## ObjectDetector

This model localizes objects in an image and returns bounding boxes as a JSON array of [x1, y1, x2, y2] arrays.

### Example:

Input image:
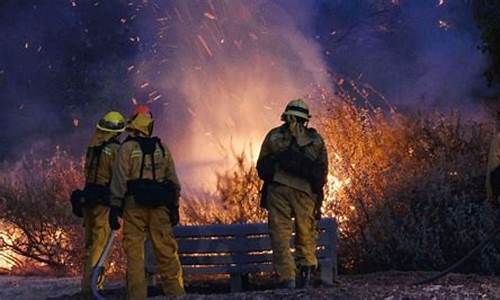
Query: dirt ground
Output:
[[1, 271, 500, 299]]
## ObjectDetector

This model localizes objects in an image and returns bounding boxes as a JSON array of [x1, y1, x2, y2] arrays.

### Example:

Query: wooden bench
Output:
[[145, 218, 337, 292]]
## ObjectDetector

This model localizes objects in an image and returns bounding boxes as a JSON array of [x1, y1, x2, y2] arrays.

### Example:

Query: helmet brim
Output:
[[96, 124, 125, 133], [282, 110, 311, 120]]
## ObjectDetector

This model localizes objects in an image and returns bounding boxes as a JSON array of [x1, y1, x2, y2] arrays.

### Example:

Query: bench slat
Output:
[[173, 219, 335, 238], [181, 258, 333, 275], [179, 247, 332, 265], [177, 234, 332, 253]]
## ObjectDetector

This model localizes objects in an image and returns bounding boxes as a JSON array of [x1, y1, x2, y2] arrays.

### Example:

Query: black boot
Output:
[[296, 266, 313, 289], [277, 279, 296, 289]]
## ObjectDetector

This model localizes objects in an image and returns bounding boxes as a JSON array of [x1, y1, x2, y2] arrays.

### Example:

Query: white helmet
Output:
[[281, 98, 311, 121]]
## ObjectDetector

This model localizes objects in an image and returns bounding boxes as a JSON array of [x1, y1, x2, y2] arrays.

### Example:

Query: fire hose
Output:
[[413, 226, 500, 285], [91, 230, 117, 300]]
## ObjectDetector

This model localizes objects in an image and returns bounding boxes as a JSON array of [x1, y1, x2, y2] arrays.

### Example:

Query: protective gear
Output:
[[108, 206, 122, 230], [277, 279, 296, 289], [257, 123, 328, 203], [487, 131, 500, 202], [110, 123, 184, 299], [281, 99, 311, 121], [124, 136, 179, 209], [84, 132, 121, 188], [257, 114, 328, 284], [267, 183, 318, 283], [81, 204, 111, 295], [297, 266, 313, 288], [80, 130, 121, 294], [132, 104, 152, 117], [70, 189, 85, 217], [122, 202, 184, 299], [96, 111, 126, 133], [127, 113, 154, 137]]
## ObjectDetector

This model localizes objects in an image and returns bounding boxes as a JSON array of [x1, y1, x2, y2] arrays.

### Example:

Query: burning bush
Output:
[[0, 148, 127, 277], [183, 89, 500, 275], [0, 148, 84, 275], [181, 153, 266, 225], [315, 92, 500, 274]]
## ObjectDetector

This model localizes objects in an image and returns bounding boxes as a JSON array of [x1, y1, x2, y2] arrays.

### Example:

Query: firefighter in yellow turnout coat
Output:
[[257, 99, 328, 289], [109, 113, 184, 299], [80, 111, 125, 295]]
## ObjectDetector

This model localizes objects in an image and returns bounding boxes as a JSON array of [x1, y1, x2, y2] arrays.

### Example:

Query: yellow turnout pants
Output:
[[81, 204, 110, 294], [123, 201, 184, 300], [267, 183, 318, 281]]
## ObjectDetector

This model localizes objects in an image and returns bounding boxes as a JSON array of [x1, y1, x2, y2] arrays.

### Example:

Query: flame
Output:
[[136, 1, 330, 190], [0, 223, 23, 270]]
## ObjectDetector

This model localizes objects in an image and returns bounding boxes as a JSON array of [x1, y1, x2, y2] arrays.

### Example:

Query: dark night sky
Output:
[[0, 0, 496, 161]]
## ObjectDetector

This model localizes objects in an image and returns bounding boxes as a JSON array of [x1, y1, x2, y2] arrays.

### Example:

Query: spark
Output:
[[197, 35, 213, 57], [127, 65, 135, 72], [187, 107, 197, 117], [131, 97, 138, 105], [73, 118, 80, 127], [140, 82, 149, 88], [438, 20, 451, 30], [204, 12, 217, 20], [438, 0, 445, 6]]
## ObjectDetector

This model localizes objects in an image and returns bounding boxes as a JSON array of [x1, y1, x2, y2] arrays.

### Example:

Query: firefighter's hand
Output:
[[170, 207, 180, 227], [109, 206, 123, 230]]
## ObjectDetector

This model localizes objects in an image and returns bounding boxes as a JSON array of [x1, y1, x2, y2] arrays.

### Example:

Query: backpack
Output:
[[124, 136, 178, 208], [70, 139, 119, 217]]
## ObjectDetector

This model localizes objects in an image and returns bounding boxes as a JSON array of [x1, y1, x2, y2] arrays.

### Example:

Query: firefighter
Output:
[[257, 99, 328, 289], [487, 111, 500, 204], [109, 111, 184, 299], [79, 111, 125, 296]]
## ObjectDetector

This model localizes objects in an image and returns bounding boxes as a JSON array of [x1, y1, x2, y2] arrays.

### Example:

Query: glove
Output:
[[108, 206, 122, 230], [314, 189, 324, 220], [256, 155, 276, 182], [170, 206, 180, 227]]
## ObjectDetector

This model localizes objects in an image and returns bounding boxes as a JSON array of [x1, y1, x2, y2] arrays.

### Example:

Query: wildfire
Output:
[[0, 223, 24, 271]]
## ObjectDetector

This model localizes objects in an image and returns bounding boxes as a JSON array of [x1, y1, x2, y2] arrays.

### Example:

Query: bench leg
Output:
[[320, 261, 333, 285], [230, 274, 243, 292]]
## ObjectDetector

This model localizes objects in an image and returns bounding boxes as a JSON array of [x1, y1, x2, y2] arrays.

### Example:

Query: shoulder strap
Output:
[[126, 136, 164, 180], [88, 139, 117, 183]]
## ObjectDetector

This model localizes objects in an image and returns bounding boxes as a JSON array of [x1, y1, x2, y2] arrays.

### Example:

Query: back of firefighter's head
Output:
[[127, 111, 154, 137], [131, 104, 153, 118], [281, 98, 311, 125], [96, 111, 126, 136]]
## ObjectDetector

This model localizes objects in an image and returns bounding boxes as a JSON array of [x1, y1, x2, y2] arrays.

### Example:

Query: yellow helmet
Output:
[[127, 113, 154, 136], [96, 111, 126, 133], [282, 98, 311, 121]]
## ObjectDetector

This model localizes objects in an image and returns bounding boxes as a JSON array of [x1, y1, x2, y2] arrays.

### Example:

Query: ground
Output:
[[0, 271, 499, 299]]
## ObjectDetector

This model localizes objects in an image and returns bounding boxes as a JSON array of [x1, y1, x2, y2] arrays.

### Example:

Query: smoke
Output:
[[316, 0, 496, 113], [131, 1, 330, 188], [0, 0, 497, 187]]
